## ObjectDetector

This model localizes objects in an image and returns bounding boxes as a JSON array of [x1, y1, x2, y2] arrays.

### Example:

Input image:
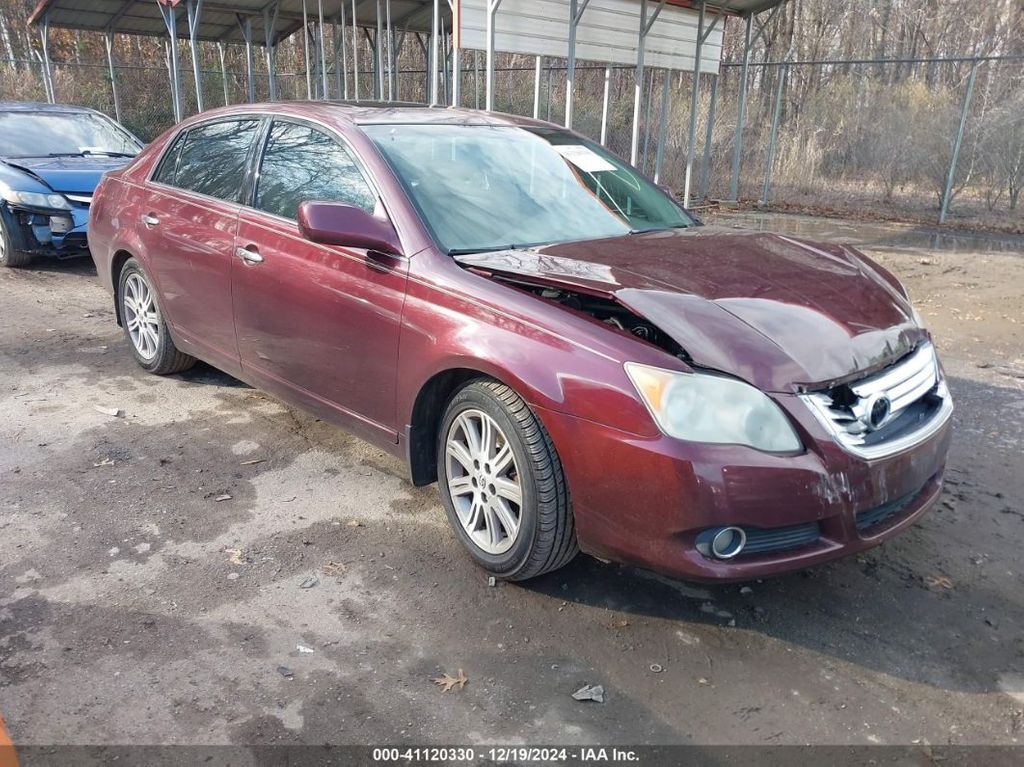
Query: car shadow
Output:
[[174, 361, 252, 389], [16, 255, 97, 276]]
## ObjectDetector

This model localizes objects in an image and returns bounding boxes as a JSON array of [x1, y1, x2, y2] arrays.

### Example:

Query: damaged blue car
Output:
[[0, 102, 141, 267]]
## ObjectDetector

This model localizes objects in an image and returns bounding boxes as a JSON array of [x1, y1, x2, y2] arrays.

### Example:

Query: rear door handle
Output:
[[235, 246, 263, 265], [141, 214, 159, 227]]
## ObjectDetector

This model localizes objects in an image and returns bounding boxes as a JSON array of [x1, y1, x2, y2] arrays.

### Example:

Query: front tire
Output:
[[0, 209, 33, 267], [117, 258, 195, 375], [437, 379, 578, 581]]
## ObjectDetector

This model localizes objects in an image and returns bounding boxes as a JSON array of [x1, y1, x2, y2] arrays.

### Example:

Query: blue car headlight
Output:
[[1, 189, 72, 210]]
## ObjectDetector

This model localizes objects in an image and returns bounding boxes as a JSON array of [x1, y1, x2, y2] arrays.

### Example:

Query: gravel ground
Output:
[[1, 213, 1023, 748]]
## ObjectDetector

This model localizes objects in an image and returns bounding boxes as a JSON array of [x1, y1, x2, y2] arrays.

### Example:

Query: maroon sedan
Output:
[[88, 103, 952, 582]]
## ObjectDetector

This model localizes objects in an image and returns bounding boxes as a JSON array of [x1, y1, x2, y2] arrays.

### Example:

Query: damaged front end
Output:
[[0, 198, 90, 258]]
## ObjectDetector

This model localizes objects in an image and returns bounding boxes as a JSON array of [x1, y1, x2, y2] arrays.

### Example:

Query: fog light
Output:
[[49, 215, 72, 234], [695, 526, 747, 560]]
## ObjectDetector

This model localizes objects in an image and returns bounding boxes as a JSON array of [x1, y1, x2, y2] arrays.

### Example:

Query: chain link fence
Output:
[[3, 46, 1021, 228]]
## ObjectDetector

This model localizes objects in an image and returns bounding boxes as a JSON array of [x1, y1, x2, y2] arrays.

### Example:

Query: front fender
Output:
[[396, 270, 661, 439]]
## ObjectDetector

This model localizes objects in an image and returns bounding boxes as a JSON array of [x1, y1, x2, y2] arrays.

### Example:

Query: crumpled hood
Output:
[[1, 155, 130, 195], [455, 227, 927, 391]]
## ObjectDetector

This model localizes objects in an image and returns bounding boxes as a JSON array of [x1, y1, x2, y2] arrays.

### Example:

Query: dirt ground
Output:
[[1, 212, 1023, 749]]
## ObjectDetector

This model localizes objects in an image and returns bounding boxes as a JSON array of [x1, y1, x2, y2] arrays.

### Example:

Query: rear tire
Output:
[[437, 379, 578, 581], [0, 209, 33, 267], [117, 258, 195, 375]]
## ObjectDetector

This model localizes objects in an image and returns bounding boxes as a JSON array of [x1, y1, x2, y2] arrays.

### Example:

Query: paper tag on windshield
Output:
[[553, 144, 616, 173]]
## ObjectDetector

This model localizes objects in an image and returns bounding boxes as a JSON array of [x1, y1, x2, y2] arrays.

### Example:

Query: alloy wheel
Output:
[[123, 272, 160, 361], [444, 408, 523, 555]]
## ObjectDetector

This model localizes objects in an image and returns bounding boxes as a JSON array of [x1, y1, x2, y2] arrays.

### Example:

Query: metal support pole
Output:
[[431, 0, 441, 105], [237, 15, 255, 103], [386, 0, 394, 101], [338, 3, 349, 99], [104, 31, 122, 122], [186, 0, 204, 112], [217, 41, 229, 105], [641, 69, 655, 170], [728, 12, 753, 202], [441, 28, 450, 104], [533, 56, 542, 119], [546, 63, 554, 121], [630, 0, 664, 165], [158, 3, 183, 121], [264, 4, 279, 100], [939, 59, 980, 224], [698, 72, 719, 198], [302, 0, 312, 98], [484, 0, 501, 111], [654, 69, 671, 182], [473, 49, 481, 108], [448, 0, 460, 106], [682, 0, 706, 208], [39, 15, 54, 103], [351, 0, 359, 100], [760, 62, 787, 205], [600, 65, 611, 145], [376, 0, 385, 99], [319, 0, 329, 98], [564, 0, 590, 128]]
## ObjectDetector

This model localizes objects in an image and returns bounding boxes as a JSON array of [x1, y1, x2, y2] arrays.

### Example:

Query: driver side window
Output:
[[254, 121, 375, 220]]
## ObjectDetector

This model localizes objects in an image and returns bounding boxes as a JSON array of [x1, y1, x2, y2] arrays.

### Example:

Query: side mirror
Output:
[[297, 201, 403, 256]]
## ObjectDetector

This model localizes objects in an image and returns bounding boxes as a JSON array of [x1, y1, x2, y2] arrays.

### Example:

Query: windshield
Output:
[[363, 124, 693, 253], [0, 111, 140, 159]]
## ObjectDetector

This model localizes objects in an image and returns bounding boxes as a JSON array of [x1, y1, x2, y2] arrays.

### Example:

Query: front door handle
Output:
[[235, 246, 263, 265], [141, 214, 159, 227]]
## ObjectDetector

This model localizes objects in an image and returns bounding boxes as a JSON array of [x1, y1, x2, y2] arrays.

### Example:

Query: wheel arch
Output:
[[405, 366, 522, 487], [110, 249, 135, 326]]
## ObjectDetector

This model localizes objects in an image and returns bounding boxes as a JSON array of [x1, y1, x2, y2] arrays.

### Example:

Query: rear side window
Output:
[[254, 121, 375, 220], [153, 119, 259, 202]]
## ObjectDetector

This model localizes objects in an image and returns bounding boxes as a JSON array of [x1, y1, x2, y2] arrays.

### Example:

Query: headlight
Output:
[[625, 362, 802, 453], [0, 189, 72, 210]]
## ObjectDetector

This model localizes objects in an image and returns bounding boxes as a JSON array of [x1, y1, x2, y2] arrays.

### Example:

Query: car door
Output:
[[232, 118, 408, 441], [142, 118, 261, 376]]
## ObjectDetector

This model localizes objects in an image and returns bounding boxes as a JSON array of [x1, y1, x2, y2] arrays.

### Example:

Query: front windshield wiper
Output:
[[43, 151, 136, 158], [448, 245, 522, 256], [629, 223, 690, 234]]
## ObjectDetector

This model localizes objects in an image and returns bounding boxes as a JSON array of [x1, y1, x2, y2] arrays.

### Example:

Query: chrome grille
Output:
[[65, 194, 92, 206], [800, 343, 953, 460]]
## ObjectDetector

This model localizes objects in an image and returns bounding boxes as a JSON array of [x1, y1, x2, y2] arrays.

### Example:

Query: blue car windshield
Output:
[[0, 112, 140, 159]]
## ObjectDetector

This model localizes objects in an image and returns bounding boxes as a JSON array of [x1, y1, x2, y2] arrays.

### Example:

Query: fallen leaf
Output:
[[322, 561, 348, 576], [604, 619, 630, 629], [432, 668, 468, 692], [225, 548, 244, 565], [926, 574, 954, 590]]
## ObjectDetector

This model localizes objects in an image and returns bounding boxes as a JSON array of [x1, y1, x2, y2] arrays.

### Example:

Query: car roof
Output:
[[0, 101, 100, 115], [178, 101, 555, 131]]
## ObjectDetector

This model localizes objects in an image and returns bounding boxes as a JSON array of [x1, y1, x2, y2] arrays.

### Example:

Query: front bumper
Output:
[[2, 202, 90, 256], [534, 396, 951, 582]]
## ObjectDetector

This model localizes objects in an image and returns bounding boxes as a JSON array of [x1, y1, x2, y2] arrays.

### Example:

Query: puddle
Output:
[[707, 211, 1024, 255]]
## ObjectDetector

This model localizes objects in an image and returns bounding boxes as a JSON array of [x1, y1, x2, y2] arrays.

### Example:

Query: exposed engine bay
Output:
[[492, 274, 689, 361]]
